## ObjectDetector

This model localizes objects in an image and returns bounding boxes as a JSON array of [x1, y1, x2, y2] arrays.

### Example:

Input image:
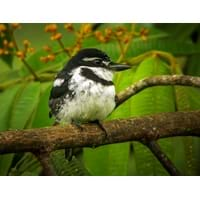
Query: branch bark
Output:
[[34, 152, 56, 176], [116, 75, 200, 106], [0, 111, 200, 154], [1, 74, 200, 175], [142, 141, 182, 176], [114, 74, 200, 175]]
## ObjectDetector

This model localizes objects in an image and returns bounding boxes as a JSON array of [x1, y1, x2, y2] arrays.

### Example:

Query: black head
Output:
[[64, 48, 130, 71]]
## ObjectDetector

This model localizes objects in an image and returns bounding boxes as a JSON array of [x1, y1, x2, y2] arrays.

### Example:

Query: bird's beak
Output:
[[109, 62, 130, 71]]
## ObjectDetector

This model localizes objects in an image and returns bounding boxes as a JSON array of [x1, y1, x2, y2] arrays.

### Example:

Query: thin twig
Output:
[[116, 24, 135, 62], [8, 26, 39, 80], [57, 38, 71, 57], [20, 58, 40, 80], [116, 75, 200, 106], [34, 152, 56, 176], [142, 140, 182, 176], [126, 50, 177, 69]]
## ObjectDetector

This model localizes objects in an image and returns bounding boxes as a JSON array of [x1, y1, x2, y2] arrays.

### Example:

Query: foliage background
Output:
[[0, 23, 200, 176]]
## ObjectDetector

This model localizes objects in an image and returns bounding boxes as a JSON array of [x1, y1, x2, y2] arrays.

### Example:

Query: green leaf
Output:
[[94, 42, 120, 61], [174, 86, 200, 175], [115, 57, 175, 175], [157, 23, 199, 41], [9, 153, 41, 176], [0, 82, 41, 176], [0, 154, 14, 176], [0, 69, 22, 83], [0, 84, 22, 131], [116, 56, 175, 116], [185, 54, 200, 76], [32, 82, 54, 128], [51, 150, 90, 176], [0, 84, 22, 175], [127, 37, 200, 58], [185, 33, 200, 76], [9, 82, 41, 129], [84, 143, 129, 176], [175, 31, 200, 175]]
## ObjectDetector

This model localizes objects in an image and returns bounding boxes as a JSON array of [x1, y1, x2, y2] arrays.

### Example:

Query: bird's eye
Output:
[[93, 59, 102, 65]]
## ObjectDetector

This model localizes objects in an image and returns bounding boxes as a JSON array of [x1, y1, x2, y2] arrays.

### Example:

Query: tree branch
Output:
[[34, 152, 56, 176], [0, 111, 200, 154], [142, 140, 182, 176], [1, 74, 200, 175], [114, 74, 200, 176], [116, 75, 200, 106]]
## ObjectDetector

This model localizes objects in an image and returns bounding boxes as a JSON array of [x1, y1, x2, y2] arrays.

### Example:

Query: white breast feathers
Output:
[[57, 66, 116, 124]]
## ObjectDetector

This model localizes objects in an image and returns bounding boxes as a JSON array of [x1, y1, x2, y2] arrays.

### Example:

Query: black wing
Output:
[[49, 70, 73, 118]]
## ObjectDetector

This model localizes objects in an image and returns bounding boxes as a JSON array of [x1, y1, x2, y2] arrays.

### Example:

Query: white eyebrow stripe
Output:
[[82, 57, 100, 61], [102, 61, 110, 66], [53, 78, 65, 87]]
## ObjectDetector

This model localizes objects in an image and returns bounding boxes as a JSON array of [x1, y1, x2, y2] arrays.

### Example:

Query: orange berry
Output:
[[51, 33, 62, 40], [0, 48, 4, 55], [40, 56, 48, 63], [43, 45, 52, 52], [94, 31, 102, 37], [116, 31, 123, 37], [47, 54, 55, 61], [104, 36, 111, 43], [98, 35, 106, 43], [11, 23, 21, 29], [3, 39, 8, 47], [140, 28, 149, 41], [0, 24, 6, 32], [140, 27, 149, 34], [116, 26, 126, 32], [3, 50, 9, 55], [75, 43, 81, 49], [16, 51, 25, 59], [0, 32, 5, 37], [8, 42, 14, 48], [115, 26, 126, 37], [27, 47, 35, 53], [23, 39, 30, 47], [105, 28, 112, 36], [82, 24, 92, 34], [94, 30, 107, 43], [123, 35, 131, 44], [64, 23, 74, 32], [45, 24, 57, 33]]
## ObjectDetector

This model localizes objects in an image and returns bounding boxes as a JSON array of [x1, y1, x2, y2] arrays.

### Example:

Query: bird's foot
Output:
[[91, 120, 108, 141], [72, 120, 84, 131]]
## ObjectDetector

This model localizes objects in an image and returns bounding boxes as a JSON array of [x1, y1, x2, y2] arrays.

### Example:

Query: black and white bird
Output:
[[49, 48, 129, 126]]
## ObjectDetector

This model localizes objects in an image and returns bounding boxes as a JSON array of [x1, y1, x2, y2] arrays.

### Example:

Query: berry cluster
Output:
[[0, 23, 35, 60], [41, 23, 93, 63], [16, 40, 35, 60], [41, 24, 149, 64], [0, 23, 149, 79]]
